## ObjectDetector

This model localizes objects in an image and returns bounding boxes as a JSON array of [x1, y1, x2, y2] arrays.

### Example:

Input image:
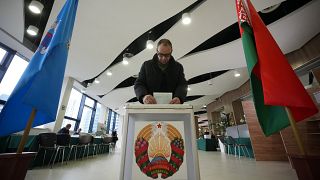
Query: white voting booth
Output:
[[120, 104, 200, 180]]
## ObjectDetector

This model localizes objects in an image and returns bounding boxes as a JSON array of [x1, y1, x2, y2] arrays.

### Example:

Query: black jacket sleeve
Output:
[[134, 62, 148, 103], [173, 63, 187, 103]]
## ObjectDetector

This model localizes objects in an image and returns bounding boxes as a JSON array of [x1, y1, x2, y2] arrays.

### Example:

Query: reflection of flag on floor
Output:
[[0, 0, 78, 136], [235, 0, 318, 136]]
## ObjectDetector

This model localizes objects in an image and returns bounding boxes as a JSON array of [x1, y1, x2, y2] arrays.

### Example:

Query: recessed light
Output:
[[28, 1, 44, 14], [94, 78, 100, 84], [187, 87, 191, 91], [234, 71, 241, 77], [27, 25, 38, 36], [146, 40, 154, 49], [122, 57, 129, 65], [182, 13, 191, 25], [106, 70, 112, 76]]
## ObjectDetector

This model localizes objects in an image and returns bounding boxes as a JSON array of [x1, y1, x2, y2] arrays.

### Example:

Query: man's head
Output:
[[157, 39, 172, 64], [66, 124, 72, 130]]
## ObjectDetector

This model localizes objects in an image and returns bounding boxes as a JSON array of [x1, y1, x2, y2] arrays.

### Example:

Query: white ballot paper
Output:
[[153, 92, 172, 104]]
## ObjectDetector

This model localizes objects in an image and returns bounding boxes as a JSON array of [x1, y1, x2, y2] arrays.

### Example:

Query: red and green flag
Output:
[[235, 0, 318, 136]]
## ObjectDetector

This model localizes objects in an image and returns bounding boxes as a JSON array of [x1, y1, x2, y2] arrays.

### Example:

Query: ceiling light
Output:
[[261, 3, 281, 14], [27, 25, 39, 36], [203, 105, 207, 108], [234, 71, 241, 77], [187, 87, 191, 91], [28, 1, 44, 14], [146, 40, 154, 49], [81, 89, 86, 93], [94, 78, 100, 84], [122, 52, 133, 65], [106, 70, 112, 76], [122, 57, 129, 65], [182, 13, 191, 25], [87, 82, 92, 87]]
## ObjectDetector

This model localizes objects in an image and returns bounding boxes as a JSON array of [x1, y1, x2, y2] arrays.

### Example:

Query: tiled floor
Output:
[[25, 149, 298, 180]]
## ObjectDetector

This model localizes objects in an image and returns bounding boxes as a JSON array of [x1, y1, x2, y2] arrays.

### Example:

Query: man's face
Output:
[[157, 44, 172, 64]]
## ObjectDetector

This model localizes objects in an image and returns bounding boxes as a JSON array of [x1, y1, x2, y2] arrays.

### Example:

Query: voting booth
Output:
[[120, 104, 200, 180]]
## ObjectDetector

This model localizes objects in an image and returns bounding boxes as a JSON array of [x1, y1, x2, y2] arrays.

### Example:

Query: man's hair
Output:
[[157, 39, 172, 49], [66, 124, 72, 128]]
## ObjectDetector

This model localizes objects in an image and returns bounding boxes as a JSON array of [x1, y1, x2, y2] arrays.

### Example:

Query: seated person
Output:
[[58, 124, 71, 134]]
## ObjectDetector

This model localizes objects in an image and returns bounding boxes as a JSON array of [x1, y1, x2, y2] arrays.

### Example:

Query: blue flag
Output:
[[0, 0, 78, 136]]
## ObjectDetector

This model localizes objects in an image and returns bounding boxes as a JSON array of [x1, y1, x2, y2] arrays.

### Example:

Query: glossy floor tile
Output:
[[25, 149, 298, 180]]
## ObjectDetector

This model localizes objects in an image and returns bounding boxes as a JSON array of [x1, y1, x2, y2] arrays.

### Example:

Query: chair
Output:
[[100, 136, 112, 154], [51, 134, 71, 167], [67, 133, 92, 161], [228, 136, 250, 158], [88, 136, 99, 157], [34, 133, 57, 166]]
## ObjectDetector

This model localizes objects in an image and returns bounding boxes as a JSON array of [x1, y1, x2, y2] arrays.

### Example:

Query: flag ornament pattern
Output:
[[134, 122, 184, 179], [0, 0, 78, 136], [235, 0, 318, 136]]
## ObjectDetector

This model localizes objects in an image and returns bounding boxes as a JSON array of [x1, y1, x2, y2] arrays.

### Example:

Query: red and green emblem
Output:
[[134, 122, 184, 179]]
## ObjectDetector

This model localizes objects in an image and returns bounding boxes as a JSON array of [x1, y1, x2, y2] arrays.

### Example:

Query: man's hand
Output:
[[143, 95, 157, 104], [169, 97, 181, 104]]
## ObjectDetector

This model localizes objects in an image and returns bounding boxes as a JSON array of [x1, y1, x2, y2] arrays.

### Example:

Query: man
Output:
[[58, 124, 71, 134], [134, 39, 187, 104]]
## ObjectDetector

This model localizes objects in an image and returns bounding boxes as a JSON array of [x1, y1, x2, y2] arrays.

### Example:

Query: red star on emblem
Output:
[[157, 123, 162, 128]]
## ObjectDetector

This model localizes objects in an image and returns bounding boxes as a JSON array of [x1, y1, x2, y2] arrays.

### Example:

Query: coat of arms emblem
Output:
[[134, 122, 184, 179]]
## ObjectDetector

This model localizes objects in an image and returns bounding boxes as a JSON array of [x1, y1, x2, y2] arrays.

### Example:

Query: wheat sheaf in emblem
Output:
[[134, 122, 184, 179]]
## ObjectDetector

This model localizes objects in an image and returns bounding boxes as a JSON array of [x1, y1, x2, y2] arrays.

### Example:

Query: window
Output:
[[79, 106, 93, 133], [65, 88, 82, 119], [85, 97, 94, 108], [61, 118, 77, 129], [62, 88, 103, 133], [114, 114, 120, 131], [0, 47, 7, 64], [92, 103, 101, 132], [108, 111, 115, 134], [0, 55, 28, 101]]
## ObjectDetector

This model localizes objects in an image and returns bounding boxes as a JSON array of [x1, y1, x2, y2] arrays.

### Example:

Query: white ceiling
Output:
[[0, 0, 34, 58], [2, 0, 320, 115]]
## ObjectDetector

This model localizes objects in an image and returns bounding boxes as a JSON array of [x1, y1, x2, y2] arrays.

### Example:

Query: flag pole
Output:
[[285, 107, 307, 155], [17, 108, 37, 154]]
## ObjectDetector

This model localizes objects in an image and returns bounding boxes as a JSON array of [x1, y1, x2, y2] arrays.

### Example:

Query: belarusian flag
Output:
[[235, 0, 318, 136]]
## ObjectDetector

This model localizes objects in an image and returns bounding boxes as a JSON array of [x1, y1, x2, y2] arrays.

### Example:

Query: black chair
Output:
[[100, 136, 112, 154], [51, 134, 71, 167], [67, 133, 92, 161], [88, 136, 98, 157], [35, 133, 57, 166]]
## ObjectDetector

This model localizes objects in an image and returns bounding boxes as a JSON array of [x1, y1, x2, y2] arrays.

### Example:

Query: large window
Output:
[[62, 88, 102, 133], [79, 106, 93, 133], [0, 55, 28, 101], [106, 109, 119, 134], [92, 103, 101, 132], [0, 47, 7, 64], [65, 88, 82, 118]]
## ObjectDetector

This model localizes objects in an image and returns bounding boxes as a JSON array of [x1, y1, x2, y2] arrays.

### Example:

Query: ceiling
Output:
[[1, 0, 320, 115]]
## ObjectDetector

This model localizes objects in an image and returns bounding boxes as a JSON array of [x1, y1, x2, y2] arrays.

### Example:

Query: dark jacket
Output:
[[134, 54, 187, 103], [57, 127, 69, 134]]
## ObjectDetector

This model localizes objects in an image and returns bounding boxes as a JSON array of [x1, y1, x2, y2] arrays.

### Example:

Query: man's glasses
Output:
[[157, 53, 171, 59]]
